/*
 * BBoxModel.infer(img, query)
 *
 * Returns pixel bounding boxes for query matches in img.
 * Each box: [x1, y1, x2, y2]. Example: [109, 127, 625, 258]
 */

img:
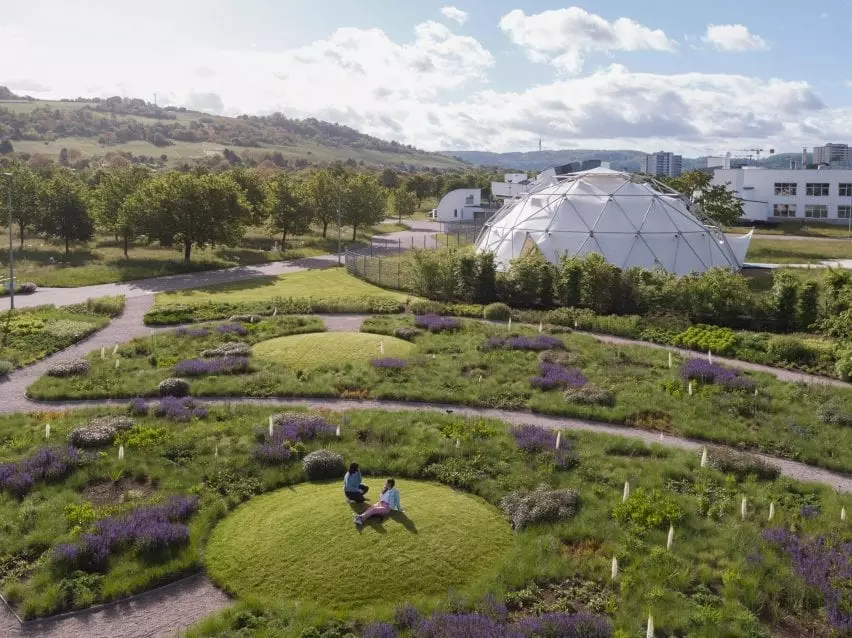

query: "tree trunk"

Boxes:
[183, 239, 192, 263]
[123, 234, 129, 259]
[65, 235, 69, 255]
[352, 225, 357, 241]
[322, 220, 328, 238]
[18, 224, 24, 250]
[281, 230, 288, 247]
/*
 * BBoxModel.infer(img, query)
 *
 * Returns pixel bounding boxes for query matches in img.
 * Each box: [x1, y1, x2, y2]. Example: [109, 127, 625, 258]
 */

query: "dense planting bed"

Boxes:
[205, 481, 512, 611]
[0, 296, 124, 369]
[29, 315, 852, 473]
[253, 332, 415, 369]
[1, 406, 848, 636]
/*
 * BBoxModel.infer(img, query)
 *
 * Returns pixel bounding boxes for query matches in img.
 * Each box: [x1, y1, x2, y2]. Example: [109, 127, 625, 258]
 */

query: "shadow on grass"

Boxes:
[348, 503, 418, 535]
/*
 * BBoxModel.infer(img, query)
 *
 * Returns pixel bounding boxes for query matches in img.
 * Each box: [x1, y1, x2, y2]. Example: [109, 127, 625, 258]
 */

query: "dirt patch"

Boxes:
[82, 476, 158, 506]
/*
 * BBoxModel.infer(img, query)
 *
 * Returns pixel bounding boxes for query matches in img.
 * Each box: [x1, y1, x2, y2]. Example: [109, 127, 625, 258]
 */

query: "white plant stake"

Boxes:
[335, 424, 341, 438]
[574, 319, 578, 329]
[688, 381, 693, 396]
[841, 506, 846, 522]
[538, 321, 543, 333]
[268, 416, 274, 438]
[507, 317, 512, 331]
[611, 556, 619, 581]
[555, 431, 561, 450]
[707, 349, 713, 365]
[100, 346, 106, 360]
[115, 358, 120, 370]
[113, 344, 119, 356]
[214, 445, 219, 459]
[646, 613, 654, 638]
[700, 447, 708, 468]
[666, 524, 675, 550]
[667, 352, 672, 368]
[118, 444, 125, 461]
[379, 340, 385, 355]
[659, 432, 664, 441]
[477, 374, 483, 384]
[622, 481, 630, 503]
[455, 438, 461, 449]
[45, 423, 51, 440]
[741, 496, 748, 520]
[769, 502, 775, 521]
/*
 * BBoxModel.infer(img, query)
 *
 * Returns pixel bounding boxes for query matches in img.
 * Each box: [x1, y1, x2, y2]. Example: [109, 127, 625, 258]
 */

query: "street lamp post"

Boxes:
[1, 172, 12, 310]
[337, 181, 342, 265]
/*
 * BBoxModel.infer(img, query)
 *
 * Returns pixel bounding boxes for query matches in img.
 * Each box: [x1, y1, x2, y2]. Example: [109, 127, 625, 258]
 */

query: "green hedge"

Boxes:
[145, 296, 405, 325]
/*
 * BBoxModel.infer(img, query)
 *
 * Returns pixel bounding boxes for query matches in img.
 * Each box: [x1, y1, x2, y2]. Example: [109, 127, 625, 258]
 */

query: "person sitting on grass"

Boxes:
[343, 462, 369, 503]
[354, 478, 402, 526]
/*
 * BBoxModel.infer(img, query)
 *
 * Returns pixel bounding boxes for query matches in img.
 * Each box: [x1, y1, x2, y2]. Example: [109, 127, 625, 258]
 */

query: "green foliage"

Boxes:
[340, 173, 387, 241]
[483, 303, 512, 321]
[797, 281, 820, 330]
[612, 488, 684, 533]
[672, 324, 737, 354]
[302, 449, 345, 480]
[473, 252, 497, 304]
[500, 484, 580, 529]
[766, 336, 819, 366]
[0, 360, 13, 376]
[502, 249, 557, 308]
[437, 418, 498, 441]
[39, 171, 94, 254]
[265, 174, 313, 244]
[770, 271, 800, 332]
[706, 447, 780, 481]
[121, 425, 170, 448]
[424, 454, 495, 489]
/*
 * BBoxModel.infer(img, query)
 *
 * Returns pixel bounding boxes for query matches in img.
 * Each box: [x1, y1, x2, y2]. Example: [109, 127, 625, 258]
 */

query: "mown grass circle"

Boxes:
[204, 481, 513, 611]
[252, 332, 414, 369]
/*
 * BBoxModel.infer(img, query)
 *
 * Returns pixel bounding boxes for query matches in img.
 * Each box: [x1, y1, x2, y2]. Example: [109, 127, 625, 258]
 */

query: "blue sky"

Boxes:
[2, 1, 851, 155]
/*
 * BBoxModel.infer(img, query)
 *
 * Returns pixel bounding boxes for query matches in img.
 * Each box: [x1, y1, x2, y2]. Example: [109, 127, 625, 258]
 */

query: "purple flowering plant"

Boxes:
[371, 358, 408, 370]
[128, 398, 149, 416]
[154, 397, 209, 422]
[530, 362, 587, 391]
[512, 424, 556, 453]
[173, 356, 250, 377]
[0, 446, 81, 498]
[680, 359, 756, 391]
[53, 495, 199, 572]
[175, 326, 210, 338]
[483, 334, 565, 352]
[253, 414, 335, 464]
[414, 314, 461, 333]
[216, 323, 249, 336]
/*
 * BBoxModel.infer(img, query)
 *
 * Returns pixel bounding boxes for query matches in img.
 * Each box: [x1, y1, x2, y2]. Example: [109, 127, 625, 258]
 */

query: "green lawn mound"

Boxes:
[252, 332, 415, 369]
[204, 481, 513, 611]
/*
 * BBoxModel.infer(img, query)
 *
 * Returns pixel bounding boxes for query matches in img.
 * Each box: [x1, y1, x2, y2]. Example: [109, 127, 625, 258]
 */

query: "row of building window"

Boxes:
[773, 204, 852, 218]
[774, 182, 852, 197]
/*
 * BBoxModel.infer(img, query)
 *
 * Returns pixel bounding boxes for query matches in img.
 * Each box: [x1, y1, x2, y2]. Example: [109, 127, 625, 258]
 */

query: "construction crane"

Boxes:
[739, 148, 765, 162]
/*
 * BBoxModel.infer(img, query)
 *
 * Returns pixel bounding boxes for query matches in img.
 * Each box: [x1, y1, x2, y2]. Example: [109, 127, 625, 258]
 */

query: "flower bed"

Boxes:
[530, 362, 587, 391]
[483, 334, 565, 352]
[153, 397, 208, 421]
[680, 360, 756, 391]
[414, 314, 461, 333]
[371, 357, 409, 370]
[173, 356, 250, 377]
[0, 446, 81, 498]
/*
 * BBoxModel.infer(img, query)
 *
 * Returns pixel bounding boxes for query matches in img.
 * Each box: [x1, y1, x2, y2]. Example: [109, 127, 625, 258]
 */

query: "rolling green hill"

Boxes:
[0, 91, 465, 170]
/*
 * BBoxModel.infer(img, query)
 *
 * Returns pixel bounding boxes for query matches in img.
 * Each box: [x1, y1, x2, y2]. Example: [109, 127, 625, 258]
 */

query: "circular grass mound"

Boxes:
[252, 332, 414, 369]
[204, 481, 513, 611]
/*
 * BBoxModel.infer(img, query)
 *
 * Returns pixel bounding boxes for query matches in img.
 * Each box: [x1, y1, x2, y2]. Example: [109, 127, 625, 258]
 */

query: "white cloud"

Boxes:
[440, 6, 468, 25]
[703, 24, 769, 51]
[498, 7, 677, 73]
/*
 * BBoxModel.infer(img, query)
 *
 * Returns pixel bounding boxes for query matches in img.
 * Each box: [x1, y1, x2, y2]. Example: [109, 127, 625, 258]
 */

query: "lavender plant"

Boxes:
[414, 314, 461, 333]
[512, 424, 556, 453]
[216, 323, 249, 336]
[483, 334, 565, 352]
[680, 359, 756, 391]
[371, 358, 409, 370]
[175, 326, 210, 338]
[128, 398, 149, 416]
[173, 356, 250, 377]
[529, 362, 587, 391]
[0, 446, 81, 498]
[153, 397, 208, 422]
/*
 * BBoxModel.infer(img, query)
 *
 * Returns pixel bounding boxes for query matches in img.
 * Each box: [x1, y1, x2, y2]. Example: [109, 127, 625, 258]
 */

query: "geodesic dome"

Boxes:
[475, 167, 751, 275]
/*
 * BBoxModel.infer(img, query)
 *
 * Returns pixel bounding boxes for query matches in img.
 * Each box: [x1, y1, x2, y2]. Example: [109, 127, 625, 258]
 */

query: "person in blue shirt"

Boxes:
[354, 478, 402, 526]
[343, 462, 369, 503]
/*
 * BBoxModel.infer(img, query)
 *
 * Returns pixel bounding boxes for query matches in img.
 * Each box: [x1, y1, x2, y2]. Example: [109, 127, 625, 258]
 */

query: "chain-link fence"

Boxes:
[347, 221, 486, 290]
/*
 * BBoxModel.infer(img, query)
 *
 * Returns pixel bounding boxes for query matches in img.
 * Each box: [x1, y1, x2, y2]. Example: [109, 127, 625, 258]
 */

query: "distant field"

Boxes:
[2, 100, 464, 169]
[746, 237, 852, 264]
[729, 220, 852, 239]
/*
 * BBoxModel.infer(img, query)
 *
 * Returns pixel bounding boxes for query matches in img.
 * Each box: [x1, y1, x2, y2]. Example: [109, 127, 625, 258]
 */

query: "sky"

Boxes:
[2, 0, 852, 156]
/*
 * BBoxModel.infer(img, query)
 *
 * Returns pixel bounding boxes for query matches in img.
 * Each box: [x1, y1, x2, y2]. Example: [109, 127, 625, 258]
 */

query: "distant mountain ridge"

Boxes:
[442, 149, 816, 173]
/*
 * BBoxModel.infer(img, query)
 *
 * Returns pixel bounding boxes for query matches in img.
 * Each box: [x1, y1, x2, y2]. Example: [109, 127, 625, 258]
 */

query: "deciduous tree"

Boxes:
[663, 171, 744, 227]
[92, 166, 149, 257]
[306, 169, 339, 238]
[387, 186, 417, 224]
[0, 164, 43, 248]
[341, 174, 386, 241]
[39, 171, 94, 255]
[266, 174, 313, 246]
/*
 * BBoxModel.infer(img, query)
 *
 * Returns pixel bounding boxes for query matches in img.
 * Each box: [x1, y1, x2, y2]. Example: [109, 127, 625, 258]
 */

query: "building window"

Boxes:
[805, 204, 828, 218]
[805, 183, 829, 196]
[774, 182, 797, 196]
[453, 209, 458, 218]
[773, 204, 796, 218]
[838, 205, 852, 219]
[465, 195, 474, 205]
[840, 183, 852, 197]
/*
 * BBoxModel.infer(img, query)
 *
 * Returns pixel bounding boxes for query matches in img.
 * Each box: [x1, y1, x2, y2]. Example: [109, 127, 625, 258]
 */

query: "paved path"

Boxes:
[0, 221, 443, 311]
[2, 573, 229, 638]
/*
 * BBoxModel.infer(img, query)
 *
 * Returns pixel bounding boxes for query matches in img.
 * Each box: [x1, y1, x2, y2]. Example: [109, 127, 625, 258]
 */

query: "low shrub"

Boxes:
[483, 334, 564, 352]
[767, 336, 819, 366]
[538, 350, 580, 367]
[673, 325, 737, 355]
[128, 398, 149, 416]
[158, 378, 190, 398]
[706, 446, 780, 480]
[200, 342, 251, 358]
[511, 424, 556, 453]
[269, 413, 336, 442]
[68, 424, 117, 448]
[816, 401, 852, 427]
[87, 415, 134, 432]
[302, 449, 345, 480]
[0, 446, 81, 498]
[604, 439, 654, 457]
[43, 320, 96, 340]
[393, 327, 421, 341]
[680, 359, 756, 391]
[46, 359, 90, 378]
[612, 488, 684, 533]
[77, 295, 126, 317]
[371, 358, 408, 370]
[563, 384, 615, 407]
[500, 484, 580, 530]
[175, 327, 210, 338]
[424, 455, 492, 489]
[0, 360, 13, 376]
[483, 303, 512, 321]
[228, 314, 264, 323]
[17, 282, 37, 294]
[216, 323, 249, 336]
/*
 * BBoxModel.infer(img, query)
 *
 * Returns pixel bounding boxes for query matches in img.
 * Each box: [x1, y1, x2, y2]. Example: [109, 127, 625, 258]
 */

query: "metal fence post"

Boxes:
[378, 258, 382, 285]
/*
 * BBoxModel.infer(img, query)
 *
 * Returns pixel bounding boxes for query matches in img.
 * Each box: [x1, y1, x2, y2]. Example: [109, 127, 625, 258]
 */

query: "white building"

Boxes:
[813, 143, 850, 166]
[431, 188, 484, 222]
[712, 167, 852, 223]
[491, 173, 532, 199]
[476, 167, 751, 275]
[643, 152, 683, 177]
